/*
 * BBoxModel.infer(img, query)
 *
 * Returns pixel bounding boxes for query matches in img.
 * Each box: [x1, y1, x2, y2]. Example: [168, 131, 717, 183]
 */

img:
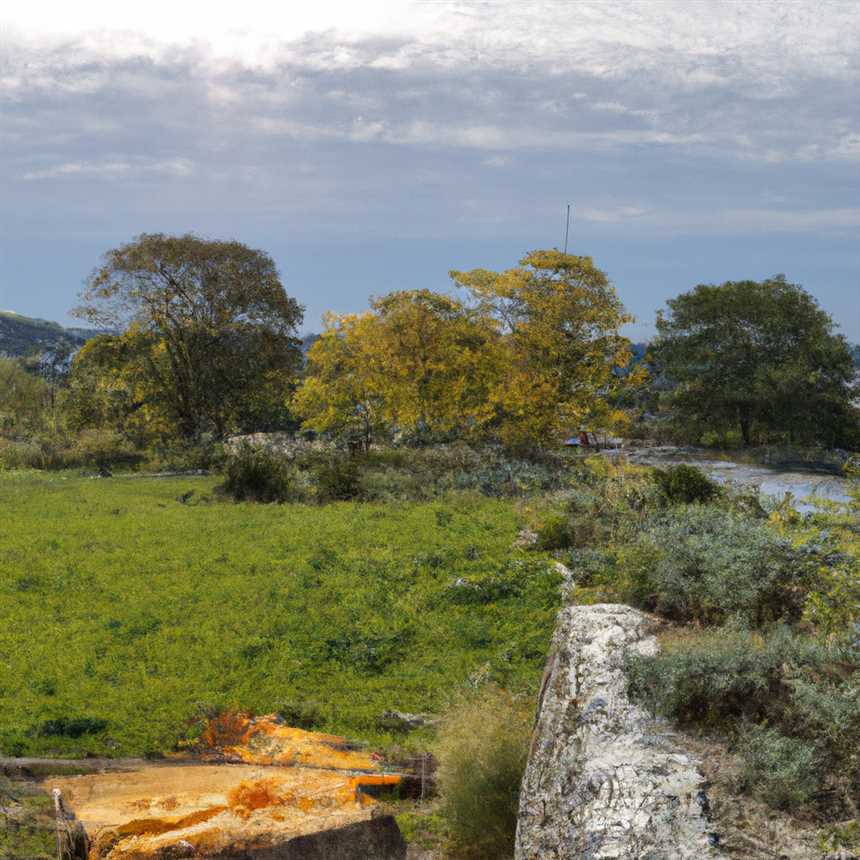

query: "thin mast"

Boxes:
[563, 203, 571, 253]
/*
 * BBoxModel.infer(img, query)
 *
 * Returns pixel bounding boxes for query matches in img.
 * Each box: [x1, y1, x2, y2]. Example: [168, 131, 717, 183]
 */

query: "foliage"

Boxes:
[296, 290, 500, 446]
[0, 777, 55, 859]
[311, 454, 363, 502]
[293, 312, 390, 448]
[0, 358, 52, 437]
[451, 250, 636, 447]
[626, 627, 860, 814]
[735, 724, 820, 809]
[652, 275, 859, 447]
[618, 505, 825, 626]
[652, 463, 720, 504]
[369, 290, 500, 440]
[297, 251, 637, 450]
[0, 472, 559, 757]
[73, 233, 304, 440]
[220, 443, 296, 502]
[0, 428, 143, 471]
[535, 514, 577, 550]
[434, 686, 533, 859]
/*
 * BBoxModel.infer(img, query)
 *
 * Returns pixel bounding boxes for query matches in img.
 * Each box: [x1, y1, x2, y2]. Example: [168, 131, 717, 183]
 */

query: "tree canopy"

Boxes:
[451, 250, 634, 446]
[652, 275, 859, 447]
[73, 233, 304, 440]
[296, 251, 634, 448]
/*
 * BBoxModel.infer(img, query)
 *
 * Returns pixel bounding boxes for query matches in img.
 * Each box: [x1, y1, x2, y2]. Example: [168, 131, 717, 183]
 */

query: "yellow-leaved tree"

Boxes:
[297, 252, 637, 450]
[450, 250, 634, 447]
[368, 290, 500, 438]
[292, 311, 388, 450]
[295, 291, 501, 445]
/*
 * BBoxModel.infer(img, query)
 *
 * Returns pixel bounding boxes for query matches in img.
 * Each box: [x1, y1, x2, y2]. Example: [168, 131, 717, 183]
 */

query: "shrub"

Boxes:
[35, 716, 108, 738]
[72, 428, 144, 471]
[0, 429, 144, 471]
[535, 514, 576, 550]
[149, 439, 227, 472]
[435, 686, 533, 859]
[220, 443, 295, 502]
[312, 454, 362, 502]
[652, 464, 720, 505]
[277, 700, 324, 730]
[620, 506, 821, 626]
[625, 628, 860, 812]
[735, 724, 820, 809]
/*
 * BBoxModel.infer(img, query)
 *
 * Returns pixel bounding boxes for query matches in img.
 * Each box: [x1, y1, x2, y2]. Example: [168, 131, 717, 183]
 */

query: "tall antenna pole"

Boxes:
[563, 203, 571, 254]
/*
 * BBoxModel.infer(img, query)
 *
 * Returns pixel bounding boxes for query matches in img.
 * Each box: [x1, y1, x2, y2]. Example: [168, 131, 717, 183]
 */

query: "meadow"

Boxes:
[0, 471, 561, 759]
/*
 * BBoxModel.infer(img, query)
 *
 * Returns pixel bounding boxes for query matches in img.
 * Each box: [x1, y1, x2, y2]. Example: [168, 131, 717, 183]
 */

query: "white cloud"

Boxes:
[20, 158, 194, 181]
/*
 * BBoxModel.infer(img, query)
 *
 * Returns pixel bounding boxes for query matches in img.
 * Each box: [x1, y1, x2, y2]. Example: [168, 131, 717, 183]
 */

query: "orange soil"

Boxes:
[195, 712, 384, 772]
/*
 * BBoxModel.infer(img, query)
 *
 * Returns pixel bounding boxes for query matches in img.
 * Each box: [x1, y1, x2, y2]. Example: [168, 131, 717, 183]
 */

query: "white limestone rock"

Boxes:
[515, 604, 724, 860]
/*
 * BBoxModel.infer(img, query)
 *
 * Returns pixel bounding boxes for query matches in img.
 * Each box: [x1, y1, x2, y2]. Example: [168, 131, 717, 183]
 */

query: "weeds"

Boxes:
[434, 686, 533, 859]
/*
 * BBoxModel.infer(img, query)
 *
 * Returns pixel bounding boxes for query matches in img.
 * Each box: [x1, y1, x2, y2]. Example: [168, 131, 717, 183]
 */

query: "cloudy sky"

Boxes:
[1, 0, 858, 339]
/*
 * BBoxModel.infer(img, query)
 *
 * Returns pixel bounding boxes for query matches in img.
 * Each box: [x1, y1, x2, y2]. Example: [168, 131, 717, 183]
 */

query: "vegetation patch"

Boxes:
[434, 686, 533, 859]
[0, 472, 559, 758]
[626, 627, 860, 818]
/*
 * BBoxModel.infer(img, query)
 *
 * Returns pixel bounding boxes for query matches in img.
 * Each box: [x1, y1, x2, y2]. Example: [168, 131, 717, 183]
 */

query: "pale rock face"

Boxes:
[515, 604, 724, 860]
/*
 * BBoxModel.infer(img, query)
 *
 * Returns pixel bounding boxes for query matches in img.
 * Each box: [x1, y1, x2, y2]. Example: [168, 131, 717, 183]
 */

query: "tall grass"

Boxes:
[434, 686, 534, 859]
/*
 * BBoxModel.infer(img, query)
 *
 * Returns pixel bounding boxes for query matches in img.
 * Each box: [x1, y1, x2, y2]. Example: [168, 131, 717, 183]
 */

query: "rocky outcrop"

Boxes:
[515, 604, 723, 860]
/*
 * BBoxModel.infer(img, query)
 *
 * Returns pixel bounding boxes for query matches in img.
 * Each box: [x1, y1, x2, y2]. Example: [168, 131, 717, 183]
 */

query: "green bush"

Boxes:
[220, 443, 295, 502]
[652, 464, 720, 504]
[620, 506, 821, 626]
[148, 439, 227, 472]
[535, 514, 576, 550]
[0, 429, 144, 471]
[625, 628, 860, 813]
[735, 724, 820, 809]
[435, 686, 533, 859]
[277, 700, 324, 730]
[72, 428, 144, 471]
[312, 455, 362, 502]
[355, 443, 573, 502]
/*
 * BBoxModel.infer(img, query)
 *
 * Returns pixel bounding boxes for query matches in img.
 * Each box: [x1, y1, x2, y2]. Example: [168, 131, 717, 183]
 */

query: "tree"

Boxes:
[652, 275, 859, 447]
[63, 326, 172, 446]
[293, 311, 388, 449]
[368, 290, 500, 439]
[294, 292, 500, 446]
[0, 358, 51, 436]
[73, 234, 304, 440]
[451, 250, 634, 446]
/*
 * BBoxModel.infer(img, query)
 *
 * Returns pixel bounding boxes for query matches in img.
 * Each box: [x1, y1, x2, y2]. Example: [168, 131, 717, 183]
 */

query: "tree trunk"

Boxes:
[739, 413, 752, 447]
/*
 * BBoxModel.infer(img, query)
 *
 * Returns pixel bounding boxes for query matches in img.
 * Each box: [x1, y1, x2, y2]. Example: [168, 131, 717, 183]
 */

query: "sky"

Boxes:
[0, 0, 858, 340]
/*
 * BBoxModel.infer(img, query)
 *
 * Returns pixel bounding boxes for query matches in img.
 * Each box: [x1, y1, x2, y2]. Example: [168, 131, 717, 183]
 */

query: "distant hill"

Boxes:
[0, 311, 97, 357]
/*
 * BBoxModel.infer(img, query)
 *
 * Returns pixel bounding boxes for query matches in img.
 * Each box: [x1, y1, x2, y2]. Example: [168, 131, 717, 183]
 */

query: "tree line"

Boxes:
[1, 232, 857, 458]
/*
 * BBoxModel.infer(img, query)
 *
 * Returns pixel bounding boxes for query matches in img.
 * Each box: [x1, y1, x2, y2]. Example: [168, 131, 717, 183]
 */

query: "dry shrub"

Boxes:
[434, 686, 534, 859]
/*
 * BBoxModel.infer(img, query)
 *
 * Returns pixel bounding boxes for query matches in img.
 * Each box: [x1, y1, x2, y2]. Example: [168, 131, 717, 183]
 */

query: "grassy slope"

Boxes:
[0, 473, 559, 758]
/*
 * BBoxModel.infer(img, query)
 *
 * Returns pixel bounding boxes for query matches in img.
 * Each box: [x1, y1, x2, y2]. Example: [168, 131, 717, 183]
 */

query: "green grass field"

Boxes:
[0, 472, 560, 758]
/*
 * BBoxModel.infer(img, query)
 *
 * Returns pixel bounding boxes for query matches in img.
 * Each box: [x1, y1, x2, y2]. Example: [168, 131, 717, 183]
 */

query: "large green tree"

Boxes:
[73, 234, 304, 440]
[652, 275, 858, 447]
